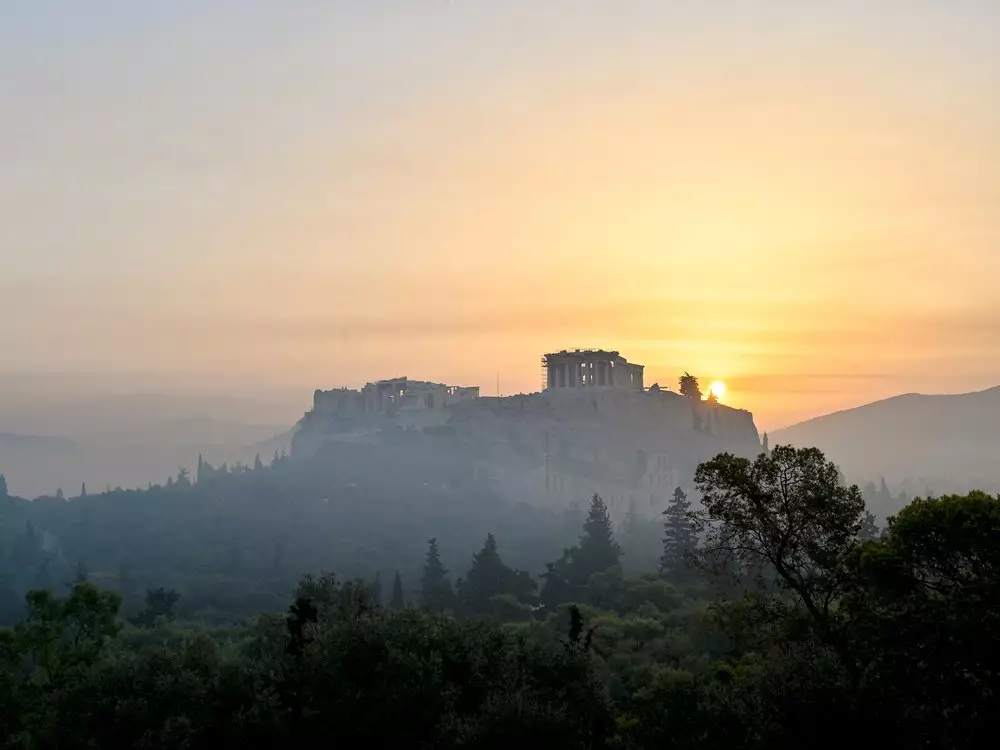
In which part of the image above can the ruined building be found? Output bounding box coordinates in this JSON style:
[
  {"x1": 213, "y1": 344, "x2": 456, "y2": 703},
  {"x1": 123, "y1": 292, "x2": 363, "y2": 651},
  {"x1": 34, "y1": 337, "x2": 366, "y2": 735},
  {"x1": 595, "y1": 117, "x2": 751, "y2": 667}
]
[{"x1": 543, "y1": 349, "x2": 644, "y2": 390}]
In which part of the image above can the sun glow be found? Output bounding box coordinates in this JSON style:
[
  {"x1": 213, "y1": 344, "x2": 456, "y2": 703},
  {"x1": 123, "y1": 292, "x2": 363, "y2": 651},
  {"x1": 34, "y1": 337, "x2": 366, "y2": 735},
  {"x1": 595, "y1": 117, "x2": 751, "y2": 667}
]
[{"x1": 709, "y1": 381, "x2": 727, "y2": 400}]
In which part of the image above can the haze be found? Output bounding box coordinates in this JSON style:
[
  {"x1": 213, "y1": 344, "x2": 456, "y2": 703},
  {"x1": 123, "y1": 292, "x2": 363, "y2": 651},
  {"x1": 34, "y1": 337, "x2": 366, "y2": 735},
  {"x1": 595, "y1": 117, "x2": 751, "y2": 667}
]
[{"x1": 3, "y1": 0, "x2": 999, "y2": 430}]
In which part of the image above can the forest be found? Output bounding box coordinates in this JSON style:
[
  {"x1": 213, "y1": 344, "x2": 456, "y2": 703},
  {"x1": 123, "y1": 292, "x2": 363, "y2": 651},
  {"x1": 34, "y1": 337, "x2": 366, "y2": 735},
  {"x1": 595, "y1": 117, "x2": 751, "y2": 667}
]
[{"x1": 1, "y1": 444, "x2": 998, "y2": 748}]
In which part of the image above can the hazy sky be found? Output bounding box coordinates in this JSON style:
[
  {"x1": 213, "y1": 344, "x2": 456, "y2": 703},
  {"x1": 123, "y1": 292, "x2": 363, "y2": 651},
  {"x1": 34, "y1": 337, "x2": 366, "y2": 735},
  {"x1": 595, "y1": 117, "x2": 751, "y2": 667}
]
[{"x1": 2, "y1": 1, "x2": 998, "y2": 429}]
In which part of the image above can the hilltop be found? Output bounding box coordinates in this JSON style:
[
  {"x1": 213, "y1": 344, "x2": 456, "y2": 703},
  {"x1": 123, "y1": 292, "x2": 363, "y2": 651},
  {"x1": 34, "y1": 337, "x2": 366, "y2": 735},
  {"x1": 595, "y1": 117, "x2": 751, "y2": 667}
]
[{"x1": 772, "y1": 386, "x2": 1000, "y2": 508}]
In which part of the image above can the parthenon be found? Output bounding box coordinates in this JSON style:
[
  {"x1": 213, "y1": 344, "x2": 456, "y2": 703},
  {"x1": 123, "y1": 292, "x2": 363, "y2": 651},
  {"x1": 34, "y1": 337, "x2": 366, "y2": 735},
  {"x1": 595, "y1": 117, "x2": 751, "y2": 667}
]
[{"x1": 542, "y1": 349, "x2": 644, "y2": 391}]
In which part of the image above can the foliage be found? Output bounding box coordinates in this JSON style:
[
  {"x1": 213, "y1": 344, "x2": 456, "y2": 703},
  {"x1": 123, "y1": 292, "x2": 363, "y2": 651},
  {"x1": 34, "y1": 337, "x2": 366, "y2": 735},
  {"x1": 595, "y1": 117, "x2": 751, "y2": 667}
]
[
  {"x1": 660, "y1": 487, "x2": 697, "y2": 583},
  {"x1": 679, "y1": 373, "x2": 702, "y2": 400},
  {"x1": 421, "y1": 538, "x2": 456, "y2": 613},
  {"x1": 1, "y1": 447, "x2": 998, "y2": 747}
]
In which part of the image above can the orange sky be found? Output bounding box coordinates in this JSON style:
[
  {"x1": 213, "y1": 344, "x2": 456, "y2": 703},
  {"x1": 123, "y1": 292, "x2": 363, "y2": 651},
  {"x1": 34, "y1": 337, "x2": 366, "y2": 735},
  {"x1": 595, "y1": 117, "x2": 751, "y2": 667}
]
[{"x1": 2, "y1": 2, "x2": 998, "y2": 430}]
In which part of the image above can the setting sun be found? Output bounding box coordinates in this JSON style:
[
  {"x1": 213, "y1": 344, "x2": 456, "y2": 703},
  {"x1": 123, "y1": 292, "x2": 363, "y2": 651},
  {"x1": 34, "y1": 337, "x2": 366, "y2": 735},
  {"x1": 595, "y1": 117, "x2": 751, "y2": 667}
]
[{"x1": 710, "y1": 381, "x2": 727, "y2": 400}]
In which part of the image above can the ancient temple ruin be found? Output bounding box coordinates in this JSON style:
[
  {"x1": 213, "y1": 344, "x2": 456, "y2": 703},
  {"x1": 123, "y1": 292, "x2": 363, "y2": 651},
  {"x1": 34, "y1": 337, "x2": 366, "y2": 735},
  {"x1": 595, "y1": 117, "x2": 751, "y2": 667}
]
[{"x1": 542, "y1": 349, "x2": 644, "y2": 391}]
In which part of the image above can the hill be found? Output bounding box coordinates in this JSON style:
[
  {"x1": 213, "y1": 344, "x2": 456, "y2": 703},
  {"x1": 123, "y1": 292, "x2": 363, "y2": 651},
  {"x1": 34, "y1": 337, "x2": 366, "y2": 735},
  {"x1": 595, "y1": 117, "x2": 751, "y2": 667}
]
[{"x1": 772, "y1": 386, "x2": 1000, "y2": 509}]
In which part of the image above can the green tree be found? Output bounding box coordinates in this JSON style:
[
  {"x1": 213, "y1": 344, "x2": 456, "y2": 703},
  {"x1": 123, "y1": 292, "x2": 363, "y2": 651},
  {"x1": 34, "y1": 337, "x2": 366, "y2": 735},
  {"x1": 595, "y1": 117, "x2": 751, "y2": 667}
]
[
  {"x1": 693, "y1": 445, "x2": 865, "y2": 675},
  {"x1": 420, "y1": 538, "x2": 454, "y2": 612},
  {"x1": 575, "y1": 494, "x2": 622, "y2": 579},
  {"x1": 846, "y1": 491, "x2": 1000, "y2": 747},
  {"x1": 660, "y1": 487, "x2": 698, "y2": 583},
  {"x1": 456, "y1": 534, "x2": 536, "y2": 616},
  {"x1": 541, "y1": 495, "x2": 622, "y2": 606}
]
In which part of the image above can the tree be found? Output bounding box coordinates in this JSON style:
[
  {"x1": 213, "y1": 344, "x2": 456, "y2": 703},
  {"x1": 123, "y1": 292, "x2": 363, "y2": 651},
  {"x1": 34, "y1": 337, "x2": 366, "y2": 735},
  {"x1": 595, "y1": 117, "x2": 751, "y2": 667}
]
[
  {"x1": 254, "y1": 453, "x2": 264, "y2": 471},
  {"x1": 679, "y1": 372, "x2": 702, "y2": 400},
  {"x1": 693, "y1": 445, "x2": 865, "y2": 675},
  {"x1": 130, "y1": 587, "x2": 181, "y2": 627},
  {"x1": 420, "y1": 538, "x2": 454, "y2": 612},
  {"x1": 457, "y1": 534, "x2": 536, "y2": 616},
  {"x1": 390, "y1": 571, "x2": 405, "y2": 610},
  {"x1": 846, "y1": 492, "x2": 1000, "y2": 747},
  {"x1": 541, "y1": 495, "x2": 622, "y2": 607},
  {"x1": 80, "y1": 482, "x2": 87, "y2": 498},
  {"x1": 660, "y1": 487, "x2": 698, "y2": 583},
  {"x1": 575, "y1": 494, "x2": 622, "y2": 579},
  {"x1": 55, "y1": 488, "x2": 64, "y2": 500},
  {"x1": 0, "y1": 473, "x2": 7, "y2": 498},
  {"x1": 761, "y1": 433, "x2": 770, "y2": 454},
  {"x1": 859, "y1": 509, "x2": 880, "y2": 542}
]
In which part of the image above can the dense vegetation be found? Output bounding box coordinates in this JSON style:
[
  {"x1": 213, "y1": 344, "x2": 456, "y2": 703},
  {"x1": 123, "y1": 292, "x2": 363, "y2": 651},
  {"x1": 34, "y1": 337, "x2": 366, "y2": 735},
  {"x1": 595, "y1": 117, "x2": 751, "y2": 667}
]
[{"x1": 2, "y1": 445, "x2": 998, "y2": 747}]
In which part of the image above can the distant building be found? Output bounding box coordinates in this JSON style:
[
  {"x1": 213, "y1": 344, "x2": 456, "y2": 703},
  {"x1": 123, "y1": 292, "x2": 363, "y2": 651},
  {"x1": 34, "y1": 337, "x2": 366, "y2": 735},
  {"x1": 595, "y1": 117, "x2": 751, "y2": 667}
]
[
  {"x1": 313, "y1": 377, "x2": 479, "y2": 418},
  {"x1": 543, "y1": 349, "x2": 644, "y2": 391}
]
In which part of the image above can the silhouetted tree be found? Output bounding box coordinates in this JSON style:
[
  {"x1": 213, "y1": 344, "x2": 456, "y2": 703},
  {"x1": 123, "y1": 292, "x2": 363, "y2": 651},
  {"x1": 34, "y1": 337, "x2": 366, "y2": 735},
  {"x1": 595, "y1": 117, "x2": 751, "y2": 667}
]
[
  {"x1": 457, "y1": 534, "x2": 535, "y2": 615},
  {"x1": 55, "y1": 488, "x2": 64, "y2": 500},
  {"x1": 679, "y1": 372, "x2": 702, "y2": 400},
  {"x1": 762, "y1": 433, "x2": 770, "y2": 454},
  {"x1": 390, "y1": 571, "x2": 405, "y2": 610},
  {"x1": 254, "y1": 453, "x2": 264, "y2": 471},
  {"x1": 0, "y1": 473, "x2": 7, "y2": 498},
  {"x1": 661, "y1": 487, "x2": 697, "y2": 583},
  {"x1": 575, "y1": 494, "x2": 621, "y2": 578},
  {"x1": 420, "y1": 538, "x2": 454, "y2": 612}
]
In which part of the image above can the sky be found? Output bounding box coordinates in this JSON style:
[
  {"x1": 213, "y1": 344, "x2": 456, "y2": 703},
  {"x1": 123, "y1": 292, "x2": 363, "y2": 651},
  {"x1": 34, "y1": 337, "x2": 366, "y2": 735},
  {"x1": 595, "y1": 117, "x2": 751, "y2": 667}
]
[{"x1": 2, "y1": 0, "x2": 998, "y2": 430}]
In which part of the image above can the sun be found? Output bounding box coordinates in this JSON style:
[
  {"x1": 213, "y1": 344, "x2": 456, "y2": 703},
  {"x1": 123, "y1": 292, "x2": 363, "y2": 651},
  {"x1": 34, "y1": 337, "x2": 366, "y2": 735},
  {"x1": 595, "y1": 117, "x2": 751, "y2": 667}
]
[{"x1": 709, "y1": 380, "x2": 727, "y2": 400}]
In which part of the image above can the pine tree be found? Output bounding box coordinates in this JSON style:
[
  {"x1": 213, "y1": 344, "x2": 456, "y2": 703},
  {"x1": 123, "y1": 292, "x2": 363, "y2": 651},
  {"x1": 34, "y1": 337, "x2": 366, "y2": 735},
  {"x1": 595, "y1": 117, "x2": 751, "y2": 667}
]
[
  {"x1": 420, "y1": 538, "x2": 454, "y2": 612},
  {"x1": 80, "y1": 482, "x2": 87, "y2": 498},
  {"x1": 540, "y1": 495, "x2": 622, "y2": 607},
  {"x1": 575, "y1": 494, "x2": 621, "y2": 576},
  {"x1": 762, "y1": 433, "x2": 770, "y2": 454},
  {"x1": 197, "y1": 455, "x2": 205, "y2": 484},
  {"x1": 457, "y1": 534, "x2": 535, "y2": 615},
  {"x1": 254, "y1": 453, "x2": 264, "y2": 471},
  {"x1": 55, "y1": 487, "x2": 64, "y2": 500},
  {"x1": 0, "y1": 474, "x2": 7, "y2": 498},
  {"x1": 661, "y1": 487, "x2": 698, "y2": 582},
  {"x1": 390, "y1": 570, "x2": 405, "y2": 609}
]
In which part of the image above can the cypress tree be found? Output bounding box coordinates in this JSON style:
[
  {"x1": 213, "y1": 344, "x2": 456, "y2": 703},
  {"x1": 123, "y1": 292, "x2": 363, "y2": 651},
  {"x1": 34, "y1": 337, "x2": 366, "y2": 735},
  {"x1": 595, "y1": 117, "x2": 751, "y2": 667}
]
[
  {"x1": 0, "y1": 474, "x2": 7, "y2": 498},
  {"x1": 457, "y1": 533, "x2": 535, "y2": 615},
  {"x1": 254, "y1": 453, "x2": 264, "y2": 471},
  {"x1": 661, "y1": 487, "x2": 697, "y2": 582},
  {"x1": 574, "y1": 494, "x2": 621, "y2": 580},
  {"x1": 420, "y1": 538, "x2": 454, "y2": 612},
  {"x1": 390, "y1": 570, "x2": 405, "y2": 610}
]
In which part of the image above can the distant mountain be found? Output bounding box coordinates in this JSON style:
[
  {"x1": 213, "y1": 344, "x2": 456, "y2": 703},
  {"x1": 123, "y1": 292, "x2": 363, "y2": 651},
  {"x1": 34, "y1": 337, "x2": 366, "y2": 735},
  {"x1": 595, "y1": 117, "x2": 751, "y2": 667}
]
[
  {"x1": 0, "y1": 417, "x2": 293, "y2": 500},
  {"x1": 772, "y1": 386, "x2": 1000, "y2": 508}
]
